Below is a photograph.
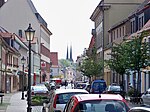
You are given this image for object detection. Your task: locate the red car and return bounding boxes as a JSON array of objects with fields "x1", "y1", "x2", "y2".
[{"x1": 63, "y1": 94, "x2": 130, "y2": 112}]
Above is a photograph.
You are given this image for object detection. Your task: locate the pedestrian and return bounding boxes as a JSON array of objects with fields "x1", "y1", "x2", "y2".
[
  {"x1": 71, "y1": 80, "x2": 74, "y2": 89},
  {"x1": 65, "y1": 80, "x2": 67, "y2": 89}
]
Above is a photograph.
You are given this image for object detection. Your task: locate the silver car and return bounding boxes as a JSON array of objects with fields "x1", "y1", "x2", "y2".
[{"x1": 141, "y1": 88, "x2": 150, "y2": 106}]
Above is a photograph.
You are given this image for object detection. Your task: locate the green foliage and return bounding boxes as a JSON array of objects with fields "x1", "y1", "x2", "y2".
[
  {"x1": 79, "y1": 47, "x2": 103, "y2": 78},
  {"x1": 106, "y1": 31, "x2": 150, "y2": 76},
  {"x1": 59, "y1": 59, "x2": 71, "y2": 67},
  {"x1": 105, "y1": 42, "x2": 130, "y2": 75},
  {"x1": 127, "y1": 88, "x2": 134, "y2": 97},
  {"x1": 127, "y1": 31, "x2": 150, "y2": 71},
  {"x1": 31, "y1": 96, "x2": 48, "y2": 105}
]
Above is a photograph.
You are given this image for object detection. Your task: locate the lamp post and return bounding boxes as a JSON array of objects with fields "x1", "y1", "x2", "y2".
[
  {"x1": 21, "y1": 56, "x2": 26, "y2": 100},
  {"x1": 25, "y1": 24, "x2": 35, "y2": 112}
]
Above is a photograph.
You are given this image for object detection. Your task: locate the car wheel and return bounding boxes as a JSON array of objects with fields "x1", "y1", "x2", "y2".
[{"x1": 140, "y1": 98, "x2": 144, "y2": 104}]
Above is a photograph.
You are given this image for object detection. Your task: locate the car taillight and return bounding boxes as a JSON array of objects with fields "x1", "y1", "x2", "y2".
[{"x1": 53, "y1": 94, "x2": 58, "y2": 108}]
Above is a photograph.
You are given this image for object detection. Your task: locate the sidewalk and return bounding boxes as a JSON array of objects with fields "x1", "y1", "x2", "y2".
[
  {"x1": 0, "y1": 91, "x2": 43, "y2": 112},
  {"x1": 0, "y1": 92, "x2": 13, "y2": 112}
]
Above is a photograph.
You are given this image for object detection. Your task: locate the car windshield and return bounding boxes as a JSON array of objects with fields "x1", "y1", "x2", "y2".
[
  {"x1": 56, "y1": 92, "x2": 87, "y2": 104},
  {"x1": 75, "y1": 100, "x2": 129, "y2": 112},
  {"x1": 32, "y1": 86, "x2": 48, "y2": 91},
  {"x1": 93, "y1": 82, "x2": 106, "y2": 90},
  {"x1": 109, "y1": 86, "x2": 122, "y2": 91}
]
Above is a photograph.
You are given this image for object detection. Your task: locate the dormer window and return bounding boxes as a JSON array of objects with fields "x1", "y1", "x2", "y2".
[
  {"x1": 131, "y1": 18, "x2": 136, "y2": 33},
  {"x1": 138, "y1": 13, "x2": 144, "y2": 30}
]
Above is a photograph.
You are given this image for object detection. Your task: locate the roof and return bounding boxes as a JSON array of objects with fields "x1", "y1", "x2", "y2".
[
  {"x1": 74, "y1": 94, "x2": 123, "y2": 102},
  {"x1": 128, "y1": 0, "x2": 150, "y2": 18},
  {"x1": 0, "y1": 26, "x2": 8, "y2": 33},
  {"x1": 141, "y1": 19, "x2": 150, "y2": 31},
  {"x1": 109, "y1": 18, "x2": 129, "y2": 31},
  {"x1": 55, "y1": 89, "x2": 89, "y2": 94},
  {"x1": 88, "y1": 36, "x2": 95, "y2": 49}
]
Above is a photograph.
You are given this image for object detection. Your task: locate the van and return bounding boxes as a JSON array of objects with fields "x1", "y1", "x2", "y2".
[{"x1": 90, "y1": 79, "x2": 107, "y2": 94}]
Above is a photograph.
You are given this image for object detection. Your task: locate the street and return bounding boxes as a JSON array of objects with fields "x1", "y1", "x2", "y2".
[{"x1": 0, "y1": 83, "x2": 144, "y2": 112}]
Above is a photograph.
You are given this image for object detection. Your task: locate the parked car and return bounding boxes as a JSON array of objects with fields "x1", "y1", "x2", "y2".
[
  {"x1": 75, "y1": 82, "x2": 90, "y2": 89},
  {"x1": 129, "y1": 107, "x2": 150, "y2": 112},
  {"x1": 30, "y1": 84, "x2": 49, "y2": 106},
  {"x1": 63, "y1": 94, "x2": 130, "y2": 112},
  {"x1": 61, "y1": 80, "x2": 68, "y2": 86},
  {"x1": 42, "y1": 89, "x2": 89, "y2": 112},
  {"x1": 103, "y1": 85, "x2": 126, "y2": 98},
  {"x1": 31, "y1": 84, "x2": 49, "y2": 97},
  {"x1": 90, "y1": 79, "x2": 107, "y2": 94},
  {"x1": 141, "y1": 88, "x2": 150, "y2": 106}
]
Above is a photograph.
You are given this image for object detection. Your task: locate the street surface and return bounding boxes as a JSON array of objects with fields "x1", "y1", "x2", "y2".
[{"x1": 0, "y1": 83, "x2": 142, "y2": 112}]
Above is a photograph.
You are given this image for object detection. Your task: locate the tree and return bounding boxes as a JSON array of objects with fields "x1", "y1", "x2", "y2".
[
  {"x1": 78, "y1": 47, "x2": 103, "y2": 83},
  {"x1": 59, "y1": 59, "x2": 71, "y2": 68},
  {"x1": 105, "y1": 42, "x2": 131, "y2": 90},
  {"x1": 127, "y1": 31, "x2": 150, "y2": 93},
  {"x1": 106, "y1": 31, "x2": 150, "y2": 93}
]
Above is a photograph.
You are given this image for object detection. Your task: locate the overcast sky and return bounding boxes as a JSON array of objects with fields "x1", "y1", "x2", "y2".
[{"x1": 32, "y1": 0, "x2": 100, "y2": 61}]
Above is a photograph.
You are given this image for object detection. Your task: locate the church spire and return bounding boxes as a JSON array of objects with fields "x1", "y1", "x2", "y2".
[
  {"x1": 70, "y1": 45, "x2": 73, "y2": 62},
  {"x1": 66, "y1": 45, "x2": 69, "y2": 60}
]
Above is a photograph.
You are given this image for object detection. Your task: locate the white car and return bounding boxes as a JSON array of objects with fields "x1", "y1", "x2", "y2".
[
  {"x1": 141, "y1": 88, "x2": 150, "y2": 106},
  {"x1": 42, "y1": 89, "x2": 89, "y2": 112}
]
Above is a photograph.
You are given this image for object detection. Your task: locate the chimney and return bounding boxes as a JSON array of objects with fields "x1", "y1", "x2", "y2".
[{"x1": 0, "y1": 0, "x2": 5, "y2": 8}]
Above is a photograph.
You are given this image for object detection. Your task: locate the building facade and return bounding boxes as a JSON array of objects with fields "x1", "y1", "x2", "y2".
[
  {"x1": 90, "y1": 0, "x2": 145, "y2": 84},
  {"x1": 0, "y1": 0, "x2": 52, "y2": 84}
]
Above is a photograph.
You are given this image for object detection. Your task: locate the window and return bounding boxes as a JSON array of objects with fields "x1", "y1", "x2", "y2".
[
  {"x1": 122, "y1": 26, "x2": 125, "y2": 36},
  {"x1": 117, "y1": 29, "x2": 118, "y2": 38},
  {"x1": 18, "y1": 29, "x2": 22, "y2": 37},
  {"x1": 111, "y1": 32, "x2": 113, "y2": 42},
  {"x1": 113, "y1": 31, "x2": 115, "y2": 40},
  {"x1": 131, "y1": 18, "x2": 136, "y2": 33},
  {"x1": 119, "y1": 28, "x2": 121, "y2": 37},
  {"x1": 138, "y1": 14, "x2": 144, "y2": 30}
]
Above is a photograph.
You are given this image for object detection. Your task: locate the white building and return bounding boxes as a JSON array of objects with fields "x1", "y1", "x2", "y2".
[{"x1": 0, "y1": 0, "x2": 52, "y2": 84}]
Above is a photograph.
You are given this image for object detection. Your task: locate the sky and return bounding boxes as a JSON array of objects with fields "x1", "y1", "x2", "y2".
[{"x1": 32, "y1": 0, "x2": 100, "y2": 61}]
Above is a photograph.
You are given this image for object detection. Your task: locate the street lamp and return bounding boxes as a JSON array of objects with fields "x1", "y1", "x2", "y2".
[
  {"x1": 25, "y1": 24, "x2": 35, "y2": 112},
  {"x1": 21, "y1": 56, "x2": 26, "y2": 100}
]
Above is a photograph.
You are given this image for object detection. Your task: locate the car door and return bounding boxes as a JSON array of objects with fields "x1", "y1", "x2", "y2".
[{"x1": 64, "y1": 98, "x2": 75, "y2": 112}]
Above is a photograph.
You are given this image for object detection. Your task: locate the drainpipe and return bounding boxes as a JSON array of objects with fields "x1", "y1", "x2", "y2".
[
  {"x1": 5, "y1": 49, "x2": 9, "y2": 93},
  {"x1": 102, "y1": 0, "x2": 105, "y2": 78},
  {"x1": 0, "y1": 41, "x2": 2, "y2": 91}
]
